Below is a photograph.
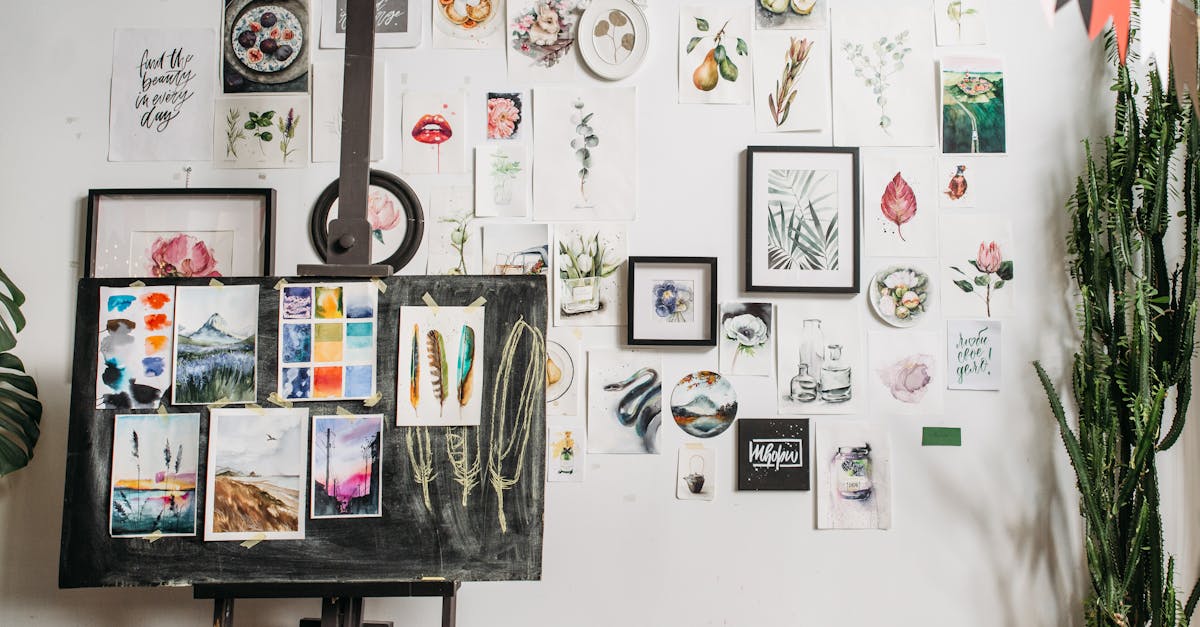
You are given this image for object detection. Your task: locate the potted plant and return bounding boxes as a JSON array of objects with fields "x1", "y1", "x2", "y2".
[
  {"x1": 1034, "y1": 26, "x2": 1200, "y2": 626},
  {"x1": 490, "y1": 149, "x2": 522, "y2": 205},
  {"x1": 557, "y1": 232, "x2": 622, "y2": 314},
  {"x1": 0, "y1": 268, "x2": 43, "y2": 477}
]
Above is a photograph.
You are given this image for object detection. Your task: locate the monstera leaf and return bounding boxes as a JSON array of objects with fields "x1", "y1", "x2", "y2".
[{"x1": 0, "y1": 269, "x2": 41, "y2": 477}]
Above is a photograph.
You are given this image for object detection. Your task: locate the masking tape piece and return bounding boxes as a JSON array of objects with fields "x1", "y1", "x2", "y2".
[
  {"x1": 922, "y1": 427, "x2": 962, "y2": 447},
  {"x1": 129, "y1": 280, "x2": 146, "y2": 288},
  {"x1": 371, "y1": 277, "x2": 387, "y2": 294},
  {"x1": 267, "y1": 393, "x2": 293, "y2": 409},
  {"x1": 684, "y1": 442, "x2": 705, "y2": 450},
  {"x1": 240, "y1": 533, "x2": 267, "y2": 549},
  {"x1": 422, "y1": 292, "x2": 439, "y2": 313},
  {"x1": 420, "y1": 576, "x2": 447, "y2": 581},
  {"x1": 363, "y1": 392, "x2": 383, "y2": 408},
  {"x1": 145, "y1": 530, "x2": 164, "y2": 543},
  {"x1": 207, "y1": 397, "x2": 231, "y2": 409},
  {"x1": 465, "y1": 296, "x2": 487, "y2": 312},
  {"x1": 336, "y1": 406, "x2": 354, "y2": 417},
  {"x1": 572, "y1": 329, "x2": 583, "y2": 340},
  {"x1": 208, "y1": 278, "x2": 224, "y2": 288},
  {"x1": 246, "y1": 403, "x2": 266, "y2": 415},
  {"x1": 156, "y1": 405, "x2": 168, "y2": 416},
  {"x1": 273, "y1": 278, "x2": 289, "y2": 291}
]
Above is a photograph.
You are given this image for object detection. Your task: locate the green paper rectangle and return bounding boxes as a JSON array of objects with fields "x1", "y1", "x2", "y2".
[{"x1": 922, "y1": 427, "x2": 961, "y2": 446}]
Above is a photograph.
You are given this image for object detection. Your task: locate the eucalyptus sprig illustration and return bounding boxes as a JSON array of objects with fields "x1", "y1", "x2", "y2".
[
  {"x1": 842, "y1": 31, "x2": 912, "y2": 133},
  {"x1": 570, "y1": 99, "x2": 598, "y2": 202}
]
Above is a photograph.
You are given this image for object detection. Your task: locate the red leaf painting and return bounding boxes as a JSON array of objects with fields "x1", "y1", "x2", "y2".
[{"x1": 881, "y1": 172, "x2": 918, "y2": 242}]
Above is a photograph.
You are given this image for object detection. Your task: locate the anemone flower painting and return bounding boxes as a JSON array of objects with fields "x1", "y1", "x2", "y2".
[{"x1": 719, "y1": 302, "x2": 773, "y2": 376}]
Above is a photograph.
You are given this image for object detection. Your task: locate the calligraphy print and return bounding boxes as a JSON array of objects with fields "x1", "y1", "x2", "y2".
[
  {"x1": 109, "y1": 29, "x2": 216, "y2": 162},
  {"x1": 946, "y1": 319, "x2": 1000, "y2": 390},
  {"x1": 737, "y1": 418, "x2": 809, "y2": 491}
]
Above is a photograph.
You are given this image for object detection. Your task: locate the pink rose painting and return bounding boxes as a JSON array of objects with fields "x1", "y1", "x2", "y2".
[
  {"x1": 877, "y1": 354, "x2": 934, "y2": 404},
  {"x1": 366, "y1": 188, "x2": 402, "y2": 244},
  {"x1": 487, "y1": 93, "x2": 523, "y2": 140},
  {"x1": 147, "y1": 234, "x2": 221, "y2": 278}
]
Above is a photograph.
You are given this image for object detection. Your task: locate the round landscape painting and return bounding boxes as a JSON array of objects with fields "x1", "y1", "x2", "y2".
[{"x1": 671, "y1": 370, "x2": 738, "y2": 438}]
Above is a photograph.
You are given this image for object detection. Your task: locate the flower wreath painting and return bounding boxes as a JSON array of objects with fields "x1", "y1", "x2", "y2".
[{"x1": 508, "y1": 0, "x2": 580, "y2": 82}]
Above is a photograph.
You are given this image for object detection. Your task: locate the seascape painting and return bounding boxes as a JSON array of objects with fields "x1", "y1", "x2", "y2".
[
  {"x1": 311, "y1": 414, "x2": 383, "y2": 519},
  {"x1": 205, "y1": 407, "x2": 307, "y2": 541},
  {"x1": 109, "y1": 413, "x2": 200, "y2": 537},
  {"x1": 172, "y1": 285, "x2": 258, "y2": 405}
]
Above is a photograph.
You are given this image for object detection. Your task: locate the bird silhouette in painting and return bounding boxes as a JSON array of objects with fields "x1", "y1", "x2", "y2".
[
  {"x1": 944, "y1": 165, "x2": 968, "y2": 201},
  {"x1": 266, "y1": 433, "x2": 278, "y2": 441}
]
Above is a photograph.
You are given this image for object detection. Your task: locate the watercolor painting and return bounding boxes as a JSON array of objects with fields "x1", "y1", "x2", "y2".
[
  {"x1": 433, "y1": 0, "x2": 505, "y2": 49},
  {"x1": 311, "y1": 414, "x2": 383, "y2": 518},
  {"x1": 941, "y1": 57, "x2": 1006, "y2": 154},
  {"x1": 214, "y1": 95, "x2": 310, "y2": 168},
  {"x1": 652, "y1": 280, "x2": 694, "y2": 324},
  {"x1": 109, "y1": 413, "x2": 199, "y2": 537},
  {"x1": 402, "y1": 91, "x2": 467, "y2": 174},
  {"x1": 678, "y1": 6, "x2": 753, "y2": 105},
  {"x1": 427, "y1": 186, "x2": 482, "y2": 275},
  {"x1": 311, "y1": 60, "x2": 385, "y2": 162},
  {"x1": 676, "y1": 445, "x2": 715, "y2": 501},
  {"x1": 172, "y1": 285, "x2": 257, "y2": 405},
  {"x1": 934, "y1": 0, "x2": 987, "y2": 46},
  {"x1": 204, "y1": 407, "x2": 307, "y2": 541},
  {"x1": 130, "y1": 231, "x2": 232, "y2": 278},
  {"x1": 776, "y1": 300, "x2": 862, "y2": 415},
  {"x1": 869, "y1": 264, "x2": 934, "y2": 327},
  {"x1": 830, "y1": 0, "x2": 935, "y2": 147},
  {"x1": 325, "y1": 184, "x2": 413, "y2": 265},
  {"x1": 397, "y1": 306, "x2": 486, "y2": 427},
  {"x1": 752, "y1": 31, "x2": 829, "y2": 132},
  {"x1": 222, "y1": 0, "x2": 310, "y2": 93},
  {"x1": 869, "y1": 331, "x2": 944, "y2": 415},
  {"x1": 483, "y1": 223, "x2": 549, "y2": 276},
  {"x1": 322, "y1": 0, "x2": 419, "y2": 48},
  {"x1": 97, "y1": 287, "x2": 175, "y2": 410},
  {"x1": 475, "y1": 144, "x2": 530, "y2": 218},
  {"x1": 532, "y1": 87, "x2": 637, "y2": 222},
  {"x1": 862, "y1": 150, "x2": 937, "y2": 257},
  {"x1": 816, "y1": 421, "x2": 892, "y2": 530},
  {"x1": 507, "y1": 0, "x2": 580, "y2": 82},
  {"x1": 547, "y1": 419, "x2": 585, "y2": 482},
  {"x1": 671, "y1": 371, "x2": 737, "y2": 439},
  {"x1": 719, "y1": 302, "x2": 773, "y2": 377},
  {"x1": 765, "y1": 168, "x2": 840, "y2": 272},
  {"x1": 554, "y1": 223, "x2": 627, "y2": 327},
  {"x1": 948, "y1": 319, "x2": 1001, "y2": 390},
  {"x1": 546, "y1": 327, "x2": 580, "y2": 416},
  {"x1": 939, "y1": 214, "x2": 1014, "y2": 318},
  {"x1": 278, "y1": 282, "x2": 377, "y2": 401},
  {"x1": 737, "y1": 418, "x2": 809, "y2": 491},
  {"x1": 755, "y1": 0, "x2": 826, "y2": 29},
  {"x1": 487, "y1": 91, "x2": 526, "y2": 140},
  {"x1": 588, "y1": 350, "x2": 661, "y2": 454}
]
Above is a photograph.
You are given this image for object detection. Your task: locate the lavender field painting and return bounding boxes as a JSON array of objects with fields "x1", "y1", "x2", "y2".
[{"x1": 172, "y1": 285, "x2": 259, "y2": 404}]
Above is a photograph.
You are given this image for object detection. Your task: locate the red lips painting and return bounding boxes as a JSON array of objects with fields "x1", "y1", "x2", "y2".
[{"x1": 403, "y1": 92, "x2": 467, "y2": 174}]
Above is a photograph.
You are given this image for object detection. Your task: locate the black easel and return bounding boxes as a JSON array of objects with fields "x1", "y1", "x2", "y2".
[
  {"x1": 200, "y1": 2, "x2": 459, "y2": 625},
  {"x1": 197, "y1": 581, "x2": 460, "y2": 627}
]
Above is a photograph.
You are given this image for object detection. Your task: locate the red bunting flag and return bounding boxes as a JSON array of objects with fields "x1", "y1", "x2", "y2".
[{"x1": 1086, "y1": 0, "x2": 1132, "y2": 63}]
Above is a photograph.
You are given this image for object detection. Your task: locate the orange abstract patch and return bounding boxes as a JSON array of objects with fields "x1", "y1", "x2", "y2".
[
  {"x1": 313, "y1": 366, "x2": 343, "y2": 398},
  {"x1": 145, "y1": 336, "x2": 168, "y2": 354},
  {"x1": 141, "y1": 292, "x2": 172, "y2": 310},
  {"x1": 143, "y1": 313, "x2": 171, "y2": 330}
]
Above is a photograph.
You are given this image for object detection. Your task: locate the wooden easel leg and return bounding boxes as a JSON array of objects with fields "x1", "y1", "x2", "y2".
[
  {"x1": 441, "y1": 591, "x2": 457, "y2": 627},
  {"x1": 212, "y1": 598, "x2": 234, "y2": 627},
  {"x1": 321, "y1": 597, "x2": 366, "y2": 627}
]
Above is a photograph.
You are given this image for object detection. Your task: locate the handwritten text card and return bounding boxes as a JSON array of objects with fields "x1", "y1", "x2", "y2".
[{"x1": 947, "y1": 319, "x2": 1001, "y2": 391}]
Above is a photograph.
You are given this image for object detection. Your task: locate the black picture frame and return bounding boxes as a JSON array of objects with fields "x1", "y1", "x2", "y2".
[
  {"x1": 625, "y1": 256, "x2": 718, "y2": 347},
  {"x1": 309, "y1": 169, "x2": 425, "y2": 273},
  {"x1": 744, "y1": 145, "x2": 860, "y2": 294},
  {"x1": 84, "y1": 188, "x2": 276, "y2": 278}
]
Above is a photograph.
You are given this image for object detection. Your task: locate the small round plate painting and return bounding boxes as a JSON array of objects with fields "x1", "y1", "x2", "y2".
[
  {"x1": 869, "y1": 265, "x2": 932, "y2": 328},
  {"x1": 671, "y1": 370, "x2": 737, "y2": 438},
  {"x1": 546, "y1": 340, "x2": 575, "y2": 403},
  {"x1": 578, "y1": 0, "x2": 649, "y2": 80}
]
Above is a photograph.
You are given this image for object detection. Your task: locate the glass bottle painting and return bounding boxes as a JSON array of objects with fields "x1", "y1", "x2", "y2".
[
  {"x1": 789, "y1": 363, "x2": 818, "y2": 402},
  {"x1": 799, "y1": 318, "x2": 824, "y2": 377},
  {"x1": 833, "y1": 444, "x2": 873, "y2": 500},
  {"x1": 819, "y1": 344, "x2": 852, "y2": 403},
  {"x1": 558, "y1": 430, "x2": 576, "y2": 476}
]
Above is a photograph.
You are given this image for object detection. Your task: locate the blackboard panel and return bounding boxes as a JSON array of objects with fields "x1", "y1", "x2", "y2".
[{"x1": 60, "y1": 276, "x2": 546, "y2": 588}]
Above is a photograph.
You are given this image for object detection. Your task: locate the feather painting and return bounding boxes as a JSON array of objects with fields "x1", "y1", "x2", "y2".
[
  {"x1": 457, "y1": 325, "x2": 476, "y2": 407},
  {"x1": 409, "y1": 324, "x2": 420, "y2": 411},
  {"x1": 427, "y1": 330, "x2": 449, "y2": 417}
]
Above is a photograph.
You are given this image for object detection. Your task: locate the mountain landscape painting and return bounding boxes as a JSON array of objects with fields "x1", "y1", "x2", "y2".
[
  {"x1": 109, "y1": 413, "x2": 200, "y2": 537},
  {"x1": 311, "y1": 414, "x2": 383, "y2": 518},
  {"x1": 670, "y1": 370, "x2": 738, "y2": 439},
  {"x1": 172, "y1": 285, "x2": 259, "y2": 404},
  {"x1": 204, "y1": 407, "x2": 307, "y2": 541}
]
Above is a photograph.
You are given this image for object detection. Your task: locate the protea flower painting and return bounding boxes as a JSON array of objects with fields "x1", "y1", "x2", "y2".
[
  {"x1": 880, "y1": 172, "x2": 917, "y2": 241},
  {"x1": 950, "y1": 240, "x2": 1012, "y2": 317}
]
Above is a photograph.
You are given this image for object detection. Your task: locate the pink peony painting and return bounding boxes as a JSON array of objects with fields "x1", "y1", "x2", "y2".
[
  {"x1": 147, "y1": 234, "x2": 222, "y2": 278},
  {"x1": 486, "y1": 92, "x2": 523, "y2": 139}
]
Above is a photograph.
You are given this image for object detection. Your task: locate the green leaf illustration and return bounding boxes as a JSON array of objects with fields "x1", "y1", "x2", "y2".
[{"x1": 695, "y1": 17, "x2": 709, "y2": 31}]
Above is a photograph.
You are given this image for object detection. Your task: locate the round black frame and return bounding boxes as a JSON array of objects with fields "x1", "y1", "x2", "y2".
[{"x1": 309, "y1": 169, "x2": 424, "y2": 272}]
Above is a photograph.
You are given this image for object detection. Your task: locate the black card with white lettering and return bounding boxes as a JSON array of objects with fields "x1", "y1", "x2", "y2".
[{"x1": 737, "y1": 418, "x2": 810, "y2": 491}]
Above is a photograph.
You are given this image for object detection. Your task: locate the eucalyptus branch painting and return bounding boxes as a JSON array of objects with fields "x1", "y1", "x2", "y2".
[
  {"x1": 840, "y1": 31, "x2": 911, "y2": 134},
  {"x1": 765, "y1": 169, "x2": 839, "y2": 272}
]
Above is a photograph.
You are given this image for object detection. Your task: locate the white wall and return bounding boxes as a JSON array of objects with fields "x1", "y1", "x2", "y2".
[{"x1": 3, "y1": 1, "x2": 1196, "y2": 626}]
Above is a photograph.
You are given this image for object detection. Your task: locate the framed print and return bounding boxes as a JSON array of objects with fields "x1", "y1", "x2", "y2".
[
  {"x1": 308, "y1": 169, "x2": 425, "y2": 273},
  {"x1": 745, "y1": 146, "x2": 859, "y2": 294},
  {"x1": 85, "y1": 188, "x2": 275, "y2": 278},
  {"x1": 626, "y1": 256, "x2": 717, "y2": 347}
]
